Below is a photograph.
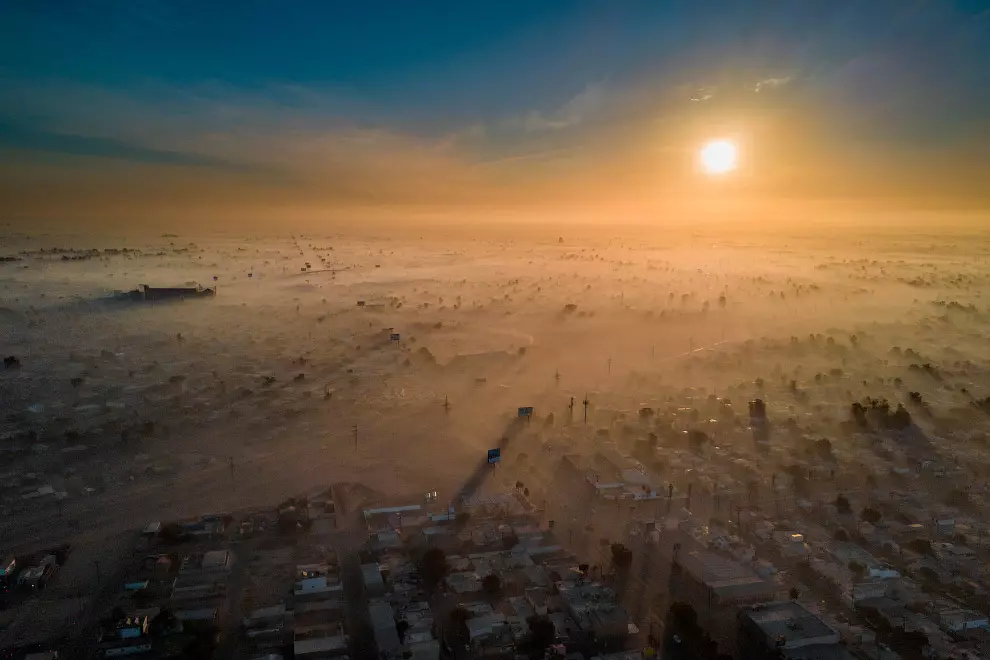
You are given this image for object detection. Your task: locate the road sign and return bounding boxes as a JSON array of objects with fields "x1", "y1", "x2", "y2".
[
  {"x1": 390, "y1": 333, "x2": 401, "y2": 341},
  {"x1": 487, "y1": 448, "x2": 501, "y2": 464},
  {"x1": 518, "y1": 406, "x2": 534, "y2": 418}
]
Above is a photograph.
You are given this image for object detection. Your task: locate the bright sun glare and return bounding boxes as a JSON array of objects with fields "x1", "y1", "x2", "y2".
[{"x1": 700, "y1": 139, "x2": 738, "y2": 175}]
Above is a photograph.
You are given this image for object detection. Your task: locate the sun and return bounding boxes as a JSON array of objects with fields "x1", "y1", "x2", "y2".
[{"x1": 699, "y1": 139, "x2": 738, "y2": 175}]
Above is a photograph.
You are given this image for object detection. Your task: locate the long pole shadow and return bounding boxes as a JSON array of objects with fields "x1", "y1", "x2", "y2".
[{"x1": 454, "y1": 417, "x2": 528, "y2": 502}]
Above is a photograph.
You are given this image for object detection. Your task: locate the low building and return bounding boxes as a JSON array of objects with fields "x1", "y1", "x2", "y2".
[
  {"x1": 361, "y1": 563, "x2": 386, "y2": 597},
  {"x1": 737, "y1": 601, "x2": 844, "y2": 660},
  {"x1": 774, "y1": 532, "x2": 810, "y2": 558},
  {"x1": 293, "y1": 638, "x2": 347, "y2": 660},
  {"x1": 132, "y1": 284, "x2": 216, "y2": 301},
  {"x1": 557, "y1": 581, "x2": 631, "y2": 644},
  {"x1": 295, "y1": 563, "x2": 342, "y2": 600},
  {"x1": 664, "y1": 539, "x2": 782, "y2": 654},
  {"x1": 369, "y1": 599, "x2": 401, "y2": 656},
  {"x1": 938, "y1": 608, "x2": 989, "y2": 633}
]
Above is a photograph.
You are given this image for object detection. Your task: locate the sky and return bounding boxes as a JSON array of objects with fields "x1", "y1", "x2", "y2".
[{"x1": 1, "y1": 0, "x2": 989, "y2": 229}]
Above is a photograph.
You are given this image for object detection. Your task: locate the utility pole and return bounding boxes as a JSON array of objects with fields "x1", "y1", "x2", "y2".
[
  {"x1": 443, "y1": 395, "x2": 450, "y2": 413},
  {"x1": 92, "y1": 559, "x2": 102, "y2": 583},
  {"x1": 582, "y1": 395, "x2": 589, "y2": 425},
  {"x1": 228, "y1": 456, "x2": 235, "y2": 482},
  {"x1": 353, "y1": 424, "x2": 358, "y2": 451}
]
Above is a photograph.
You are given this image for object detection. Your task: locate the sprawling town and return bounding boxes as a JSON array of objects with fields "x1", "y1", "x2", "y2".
[{"x1": 4, "y1": 382, "x2": 990, "y2": 660}]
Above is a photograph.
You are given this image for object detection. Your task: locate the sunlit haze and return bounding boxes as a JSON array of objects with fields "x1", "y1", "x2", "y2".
[
  {"x1": 4, "y1": 9, "x2": 990, "y2": 659},
  {"x1": 1, "y1": 2, "x2": 989, "y2": 231}
]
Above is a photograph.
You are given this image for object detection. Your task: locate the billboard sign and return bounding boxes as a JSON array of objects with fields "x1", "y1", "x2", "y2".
[
  {"x1": 518, "y1": 406, "x2": 534, "y2": 418},
  {"x1": 487, "y1": 448, "x2": 501, "y2": 464}
]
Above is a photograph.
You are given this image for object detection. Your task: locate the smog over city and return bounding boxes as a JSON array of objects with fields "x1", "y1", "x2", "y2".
[{"x1": 2, "y1": 3, "x2": 990, "y2": 660}]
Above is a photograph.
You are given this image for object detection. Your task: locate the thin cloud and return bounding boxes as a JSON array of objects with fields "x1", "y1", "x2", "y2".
[
  {"x1": 754, "y1": 76, "x2": 794, "y2": 93},
  {"x1": 514, "y1": 83, "x2": 608, "y2": 132}
]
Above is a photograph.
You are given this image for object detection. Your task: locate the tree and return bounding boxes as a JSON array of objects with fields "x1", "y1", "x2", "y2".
[
  {"x1": 610, "y1": 543, "x2": 633, "y2": 569},
  {"x1": 814, "y1": 437, "x2": 833, "y2": 460},
  {"x1": 907, "y1": 538, "x2": 933, "y2": 556},
  {"x1": 526, "y1": 615, "x2": 556, "y2": 650},
  {"x1": 861, "y1": 507, "x2": 882, "y2": 525},
  {"x1": 945, "y1": 488, "x2": 969, "y2": 508},
  {"x1": 835, "y1": 494, "x2": 852, "y2": 515},
  {"x1": 849, "y1": 561, "x2": 867, "y2": 581},
  {"x1": 850, "y1": 402, "x2": 868, "y2": 427},
  {"x1": 482, "y1": 573, "x2": 502, "y2": 596},
  {"x1": 833, "y1": 528, "x2": 849, "y2": 542},
  {"x1": 687, "y1": 430, "x2": 709, "y2": 454},
  {"x1": 396, "y1": 619, "x2": 410, "y2": 644},
  {"x1": 159, "y1": 522, "x2": 185, "y2": 544},
  {"x1": 918, "y1": 566, "x2": 939, "y2": 584},
  {"x1": 890, "y1": 403, "x2": 912, "y2": 430},
  {"x1": 666, "y1": 601, "x2": 698, "y2": 636},
  {"x1": 448, "y1": 607, "x2": 470, "y2": 645},
  {"x1": 789, "y1": 586, "x2": 800, "y2": 600},
  {"x1": 149, "y1": 608, "x2": 177, "y2": 636},
  {"x1": 420, "y1": 548, "x2": 448, "y2": 585}
]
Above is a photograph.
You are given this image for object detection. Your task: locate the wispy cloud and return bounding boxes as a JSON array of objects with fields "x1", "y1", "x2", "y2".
[
  {"x1": 754, "y1": 76, "x2": 794, "y2": 93},
  {"x1": 513, "y1": 83, "x2": 608, "y2": 132}
]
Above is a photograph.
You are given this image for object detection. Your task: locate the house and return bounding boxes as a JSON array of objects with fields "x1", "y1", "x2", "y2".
[
  {"x1": 938, "y1": 609, "x2": 989, "y2": 633},
  {"x1": 295, "y1": 563, "x2": 342, "y2": 599},
  {"x1": 294, "y1": 621, "x2": 348, "y2": 660},
  {"x1": 177, "y1": 608, "x2": 218, "y2": 628},
  {"x1": 773, "y1": 532, "x2": 809, "y2": 558},
  {"x1": 201, "y1": 550, "x2": 229, "y2": 570}
]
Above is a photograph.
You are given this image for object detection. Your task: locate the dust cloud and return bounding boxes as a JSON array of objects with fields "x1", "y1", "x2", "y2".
[{"x1": 3, "y1": 224, "x2": 990, "y2": 553}]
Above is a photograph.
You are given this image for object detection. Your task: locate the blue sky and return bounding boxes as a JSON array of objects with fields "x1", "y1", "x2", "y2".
[{"x1": 2, "y1": 1, "x2": 989, "y2": 224}]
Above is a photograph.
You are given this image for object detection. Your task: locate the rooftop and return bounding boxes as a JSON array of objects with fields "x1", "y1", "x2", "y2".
[
  {"x1": 293, "y1": 635, "x2": 347, "y2": 656},
  {"x1": 742, "y1": 601, "x2": 840, "y2": 650},
  {"x1": 675, "y1": 546, "x2": 778, "y2": 600}
]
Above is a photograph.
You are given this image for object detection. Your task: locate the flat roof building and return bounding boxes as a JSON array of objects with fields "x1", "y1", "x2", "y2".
[{"x1": 738, "y1": 601, "x2": 843, "y2": 660}]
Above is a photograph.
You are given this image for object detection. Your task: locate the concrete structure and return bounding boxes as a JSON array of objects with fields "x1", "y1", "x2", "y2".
[
  {"x1": 295, "y1": 563, "x2": 343, "y2": 599},
  {"x1": 201, "y1": 550, "x2": 229, "y2": 570},
  {"x1": 557, "y1": 581, "x2": 631, "y2": 643},
  {"x1": 369, "y1": 599, "x2": 401, "y2": 656},
  {"x1": 361, "y1": 563, "x2": 386, "y2": 597},
  {"x1": 130, "y1": 284, "x2": 216, "y2": 301},
  {"x1": 938, "y1": 608, "x2": 989, "y2": 633},
  {"x1": 664, "y1": 540, "x2": 781, "y2": 654},
  {"x1": 737, "y1": 601, "x2": 844, "y2": 660},
  {"x1": 293, "y1": 635, "x2": 348, "y2": 659}
]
